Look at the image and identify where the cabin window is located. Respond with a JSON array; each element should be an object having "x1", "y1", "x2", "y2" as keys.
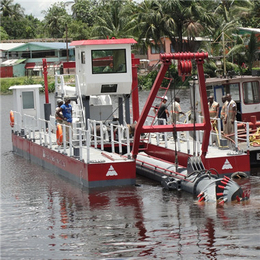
[
  {"x1": 81, "y1": 51, "x2": 85, "y2": 64},
  {"x1": 101, "y1": 84, "x2": 118, "y2": 93},
  {"x1": 227, "y1": 83, "x2": 240, "y2": 101},
  {"x1": 91, "y1": 49, "x2": 126, "y2": 74},
  {"x1": 22, "y1": 91, "x2": 34, "y2": 109},
  {"x1": 243, "y1": 81, "x2": 260, "y2": 104}
]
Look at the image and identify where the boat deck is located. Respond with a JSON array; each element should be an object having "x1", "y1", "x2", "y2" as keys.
[
  {"x1": 139, "y1": 131, "x2": 251, "y2": 175},
  {"x1": 147, "y1": 132, "x2": 245, "y2": 158},
  {"x1": 19, "y1": 130, "x2": 133, "y2": 164}
]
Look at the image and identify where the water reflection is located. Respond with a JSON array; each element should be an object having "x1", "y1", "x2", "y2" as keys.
[{"x1": 1, "y1": 93, "x2": 260, "y2": 259}]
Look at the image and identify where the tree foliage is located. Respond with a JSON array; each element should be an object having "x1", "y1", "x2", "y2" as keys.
[{"x1": 1, "y1": 0, "x2": 259, "y2": 77}]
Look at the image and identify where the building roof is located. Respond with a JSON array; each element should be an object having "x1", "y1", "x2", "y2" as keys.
[
  {"x1": 0, "y1": 43, "x2": 24, "y2": 51},
  {"x1": 1, "y1": 59, "x2": 26, "y2": 66},
  {"x1": 2, "y1": 42, "x2": 73, "y2": 52}
]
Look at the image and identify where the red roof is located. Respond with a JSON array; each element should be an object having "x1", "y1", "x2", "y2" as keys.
[
  {"x1": 70, "y1": 38, "x2": 137, "y2": 46},
  {"x1": 25, "y1": 62, "x2": 36, "y2": 69}
]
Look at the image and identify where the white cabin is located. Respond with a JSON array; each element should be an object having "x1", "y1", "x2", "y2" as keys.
[
  {"x1": 9, "y1": 85, "x2": 41, "y2": 130},
  {"x1": 70, "y1": 38, "x2": 137, "y2": 96}
]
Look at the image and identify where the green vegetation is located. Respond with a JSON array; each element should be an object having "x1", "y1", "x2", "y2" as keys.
[
  {"x1": 1, "y1": 0, "x2": 260, "y2": 90},
  {"x1": 138, "y1": 64, "x2": 190, "y2": 90},
  {"x1": 0, "y1": 76, "x2": 55, "y2": 94}
]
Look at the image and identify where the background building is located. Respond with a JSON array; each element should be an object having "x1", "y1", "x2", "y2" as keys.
[{"x1": 0, "y1": 42, "x2": 75, "y2": 78}]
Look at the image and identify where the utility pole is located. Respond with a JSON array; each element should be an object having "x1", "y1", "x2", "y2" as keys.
[
  {"x1": 65, "y1": 1, "x2": 74, "y2": 62},
  {"x1": 66, "y1": 24, "x2": 69, "y2": 62},
  {"x1": 222, "y1": 32, "x2": 226, "y2": 77}
]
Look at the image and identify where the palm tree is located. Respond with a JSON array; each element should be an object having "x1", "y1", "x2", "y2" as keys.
[
  {"x1": 71, "y1": 0, "x2": 97, "y2": 26},
  {"x1": 214, "y1": 0, "x2": 253, "y2": 23},
  {"x1": 0, "y1": 0, "x2": 24, "y2": 19},
  {"x1": 228, "y1": 32, "x2": 260, "y2": 73},
  {"x1": 162, "y1": 0, "x2": 214, "y2": 52},
  {"x1": 134, "y1": 0, "x2": 165, "y2": 46},
  {"x1": 0, "y1": 0, "x2": 13, "y2": 17},
  {"x1": 42, "y1": 2, "x2": 71, "y2": 38},
  {"x1": 91, "y1": 0, "x2": 136, "y2": 39},
  {"x1": 134, "y1": 0, "x2": 213, "y2": 52},
  {"x1": 11, "y1": 3, "x2": 24, "y2": 20}
]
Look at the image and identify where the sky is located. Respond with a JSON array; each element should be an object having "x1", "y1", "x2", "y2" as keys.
[
  {"x1": 15, "y1": 0, "x2": 142, "y2": 21},
  {"x1": 15, "y1": 0, "x2": 75, "y2": 21}
]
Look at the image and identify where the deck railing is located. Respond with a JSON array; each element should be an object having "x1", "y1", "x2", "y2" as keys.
[
  {"x1": 87, "y1": 119, "x2": 131, "y2": 156},
  {"x1": 11, "y1": 111, "x2": 131, "y2": 163},
  {"x1": 143, "y1": 114, "x2": 251, "y2": 155}
]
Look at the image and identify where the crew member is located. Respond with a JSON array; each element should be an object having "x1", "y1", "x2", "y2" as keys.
[
  {"x1": 224, "y1": 93, "x2": 237, "y2": 136},
  {"x1": 171, "y1": 97, "x2": 184, "y2": 124},
  {"x1": 208, "y1": 96, "x2": 219, "y2": 119},
  {"x1": 154, "y1": 96, "x2": 169, "y2": 141},
  {"x1": 171, "y1": 97, "x2": 185, "y2": 140},
  {"x1": 220, "y1": 95, "x2": 227, "y2": 134},
  {"x1": 56, "y1": 96, "x2": 73, "y2": 144},
  {"x1": 55, "y1": 99, "x2": 64, "y2": 125}
]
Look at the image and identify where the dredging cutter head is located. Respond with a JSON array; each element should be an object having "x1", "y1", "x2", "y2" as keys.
[{"x1": 161, "y1": 156, "x2": 250, "y2": 204}]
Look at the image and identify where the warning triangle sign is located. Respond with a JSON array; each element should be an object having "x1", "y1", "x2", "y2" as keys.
[
  {"x1": 222, "y1": 159, "x2": 233, "y2": 170},
  {"x1": 106, "y1": 165, "x2": 118, "y2": 176}
]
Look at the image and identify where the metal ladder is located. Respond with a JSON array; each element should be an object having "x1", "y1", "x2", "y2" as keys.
[{"x1": 139, "y1": 77, "x2": 173, "y2": 150}]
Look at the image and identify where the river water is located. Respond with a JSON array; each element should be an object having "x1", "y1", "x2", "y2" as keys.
[{"x1": 1, "y1": 91, "x2": 260, "y2": 259}]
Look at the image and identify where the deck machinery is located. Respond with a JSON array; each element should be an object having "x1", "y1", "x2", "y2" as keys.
[{"x1": 131, "y1": 52, "x2": 250, "y2": 203}]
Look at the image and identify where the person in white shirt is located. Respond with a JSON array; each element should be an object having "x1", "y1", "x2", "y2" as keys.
[
  {"x1": 224, "y1": 93, "x2": 237, "y2": 136},
  {"x1": 171, "y1": 97, "x2": 184, "y2": 124}
]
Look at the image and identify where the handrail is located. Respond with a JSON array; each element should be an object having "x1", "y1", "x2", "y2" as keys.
[
  {"x1": 11, "y1": 111, "x2": 132, "y2": 162},
  {"x1": 88, "y1": 119, "x2": 131, "y2": 156}
]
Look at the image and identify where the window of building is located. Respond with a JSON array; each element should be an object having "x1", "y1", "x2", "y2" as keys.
[
  {"x1": 170, "y1": 44, "x2": 175, "y2": 53},
  {"x1": 243, "y1": 81, "x2": 260, "y2": 104},
  {"x1": 151, "y1": 44, "x2": 165, "y2": 54},
  {"x1": 61, "y1": 50, "x2": 67, "y2": 57},
  {"x1": 32, "y1": 50, "x2": 55, "y2": 58},
  {"x1": 91, "y1": 49, "x2": 126, "y2": 74}
]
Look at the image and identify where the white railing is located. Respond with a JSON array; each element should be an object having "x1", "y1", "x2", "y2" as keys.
[
  {"x1": 234, "y1": 120, "x2": 250, "y2": 150},
  {"x1": 87, "y1": 119, "x2": 131, "y2": 156},
  {"x1": 55, "y1": 73, "x2": 76, "y2": 96},
  {"x1": 197, "y1": 116, "x2": 251, "y2": 151},
  {"x1": 11, "y1": 111, "x2": 132, "y2": 163},
  {"x1": 145, "y1": 113, "x2": 251, "y2": 155}
]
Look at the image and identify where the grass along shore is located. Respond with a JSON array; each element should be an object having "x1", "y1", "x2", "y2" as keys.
[{"x1": 0, "y1": 76, "x2": 56, "y2": 94}]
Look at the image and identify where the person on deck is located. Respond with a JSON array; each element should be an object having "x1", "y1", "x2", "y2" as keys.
[
  {"x1": 171, "y1": 97, "x2": 185, "y2": 124},
  {"x1": 208, "y1": 96, "x2": 219, "y2": 119},
  {"x1": 171, "y1": 97, "x2": 185, "y2": 140},
  {"x1": 55, "y1": 99, "x2": 64, "y2": 125},
  {"x1": 220, "y1": 95, "x2": 227, "y2": 134},
  {"x1": 224, "y1": 93, "x2": 237, "y2": 136},
  {"x1": 56, "y1": 96, "x2": 73, "y2": 144},
  {"x1": 154, "y1": 96, "x2": 169, "y2": 141}
]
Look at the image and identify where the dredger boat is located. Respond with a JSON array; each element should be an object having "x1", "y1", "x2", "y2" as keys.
[{"x1": 9, "y1": 38, "x2": 251, "y2": 203}]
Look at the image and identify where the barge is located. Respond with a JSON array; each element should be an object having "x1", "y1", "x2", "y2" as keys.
[{"x1": 9, "y1": 38, "x2": 251, "y2": 203}]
